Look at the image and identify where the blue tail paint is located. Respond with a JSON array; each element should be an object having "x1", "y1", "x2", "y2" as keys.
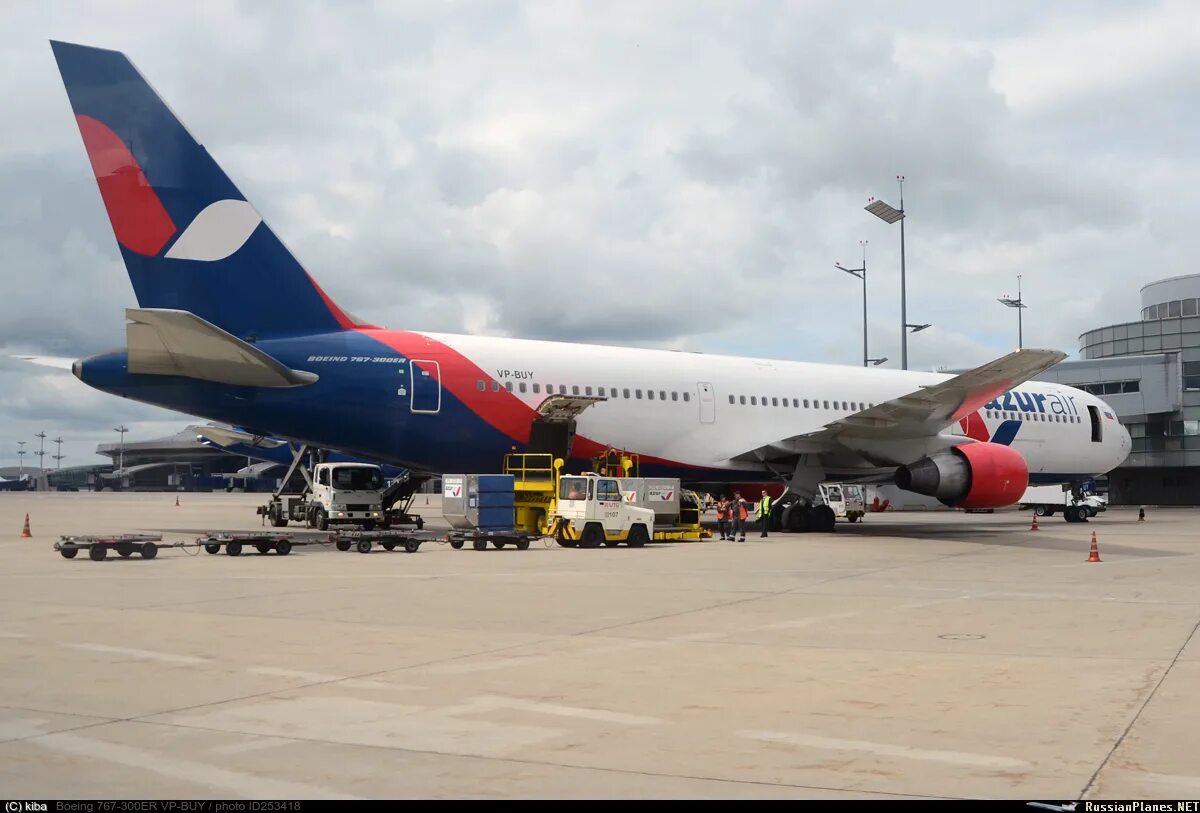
[{"x1": 50, "y1": 40, "x2": 362, "y2": 339}]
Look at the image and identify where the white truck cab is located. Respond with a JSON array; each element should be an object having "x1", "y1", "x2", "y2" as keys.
[
  {"x1": 554, "y1": 473, "x2": 655, "y2": 547},
  {"x1": 818, "y1": 483, "x2": 866, "y2": 523},
  {"x1": 306, "y1": 463, "x2": 385, "y2": 530}
]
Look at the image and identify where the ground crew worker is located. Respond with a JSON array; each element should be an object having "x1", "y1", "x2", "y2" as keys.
[
  {"x1": 732, "y1": 491, "x2": 748, "y2": 542},
  {"x1": 758, "y1": 489, "x2": 772, "y2": 537},
  {"x1": 716, "y1": 496, "x2": 730, "y2": 540}
]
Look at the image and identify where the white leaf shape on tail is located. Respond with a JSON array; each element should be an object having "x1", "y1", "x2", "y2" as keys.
[{"x1": 164, "y1": 199, "x2": 263, "y2": 261}]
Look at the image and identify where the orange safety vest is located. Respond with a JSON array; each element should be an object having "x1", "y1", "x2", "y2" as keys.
[
  {"x1": 737, "y1": 501, "x2": 748, "y2": 521},
  {"x1": 716, "y1": 502, "x2": 728, "y2": 520}
]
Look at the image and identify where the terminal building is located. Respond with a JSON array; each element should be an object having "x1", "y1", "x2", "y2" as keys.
[{"x1": 1033, "y1": 274, "x2": 1200, "y2": 505}]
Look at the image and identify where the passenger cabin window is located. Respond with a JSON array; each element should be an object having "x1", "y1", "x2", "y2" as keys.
[
  {"x1": 492, "y1": 381, "x2": 500, "y2": 392},
  {"x1": 585, "y1": 386, "x2": 593, "y2": 396},
  {"x1": 648, "y1": 390, "x2": 655, "y2": 400},
  {"x1": 660, "y1": 390, "x2": 666, "y2": 400},
  {"x1": 729, "y1": 395, "x2": 735, "y2": 404},
  {"x1": 519, "y1": 382, "x2": 527, "y2": 393},
  {"x1": 772, "y1": 397, "x2": 779, "y2": 407},
  {"x1": 505, "y1": 382, "x2": 513, "y2": 392},
  {"x1": 623, "y1": 388, "x2": 631, "y2": 398},
  {"x1": 740, "y1": 395, "x2": 747, "y2": 405},
  {"x1": 636, "y1": 389, "x2": 643, "y2": 399},
  {"x1": 476, "y1": 380, "x2": 485, "y2": 391},
  {"x1": 597, "y1": 387, "x2": 605, "y2": 397},
  {"x1": 672, "y1": 392, "x2": 679, "y2": 401},
  {"x1": 572, "y1": 385, "x2": 580, "y2": 395},
  {"x1": 533, "y1": 383, "x2": 540, "y2": 394},
  {"x1": 683, "y1": 392, "x2": 690, "y2": 402},
  {"x1": 823, "y1": 400, "x2": 830, "y2": 409},
  {"x1": 559, "y1": 385, "x2": 567, "y2": 394},
  {"x1": 751, "y1": 396, "x2": 758, "y2": 405},
  {"x1": 804, "y1": 399, "x2": 810, "y2": 408}
]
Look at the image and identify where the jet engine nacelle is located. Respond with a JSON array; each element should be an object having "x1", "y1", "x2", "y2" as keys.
[{"x1": 894, "y1": 443, "x2": 1028, "y2": 509}]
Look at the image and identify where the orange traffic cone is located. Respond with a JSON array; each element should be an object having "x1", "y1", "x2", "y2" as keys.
[
  {"x1": 1086, "y1": 531, "x2": 1102, "y2": 563},
  {"x1": 20, "y1": 513, "x2": 31, "y2": 538},
  {"x1": 175, "y1": 494, "x2": 180, "y2": 507},
  {"x1": 1030, "y1": 514, "x2": 1039, "y2": 532}
]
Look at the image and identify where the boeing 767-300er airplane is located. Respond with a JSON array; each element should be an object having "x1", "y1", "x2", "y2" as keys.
[{"x1": 42, "y1": 41, "x2": 1129, "y2": 531}]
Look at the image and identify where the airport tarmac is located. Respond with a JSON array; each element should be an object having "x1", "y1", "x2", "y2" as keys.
[{"x1": 0, "y1": 492, "x2": 1197, "y2": 799}]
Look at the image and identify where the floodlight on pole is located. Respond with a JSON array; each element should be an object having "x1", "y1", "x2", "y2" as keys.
[
  {"x1": 868, "y1": 357, "x2": 889, "y2": 366},
  {"x1": 865, "y1": 175, "x2": 909, "y2": 369},
  {"x1": 114, "y1": 425, "x2": 129, "y2": 479},
  {"x1": 52, "y1": 437, "x2": 63, "y2": 471},
  {"x1": 835, "y1": 240, "x2": 869, "y2": 367},
  {"x1": 997, "y1": 274, "x2": 1027, "y2": 349},
  {"x1": 17, "y1": 441, "x2": 25, "y2": 478},
  {"x1": 34, "y1": 431, "x2": 46, "y2": 476},
  {"x1": 906, "y1": 323, "x2": 931, "y2": 333}
]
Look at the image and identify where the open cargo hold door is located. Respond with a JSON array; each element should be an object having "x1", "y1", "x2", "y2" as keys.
[{"x1": 529, "y1": 395, "x2": 606, "y2": 462}]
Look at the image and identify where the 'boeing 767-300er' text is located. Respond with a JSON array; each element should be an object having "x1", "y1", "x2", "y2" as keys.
[{"x1": 39, "y1": 41, "x2": 1129, "y2": 530}]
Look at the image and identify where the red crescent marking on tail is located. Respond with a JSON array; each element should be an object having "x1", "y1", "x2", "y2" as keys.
[
  {"x1": 75, "y1": 115, "x2": 176, "y2": 256},
  {"x1": 960, "y1": 412, "x2": 990, "y2": 442}
]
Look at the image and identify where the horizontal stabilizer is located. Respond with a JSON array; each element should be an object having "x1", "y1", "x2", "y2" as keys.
[{"x1": 127, "y1": 308, "x2": 318, "y2": 388}]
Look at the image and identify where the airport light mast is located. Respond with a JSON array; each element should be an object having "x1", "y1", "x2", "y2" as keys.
[
  {"x1": 52, "y1": 437, "x2": 64, "y2": 471},
  {"x1": 865, "y1": 176, "x2": 909, "y2": 369},
  {"x1": 998, "y1": 274, "x2": 1027, "y2": 349},
  {"x1": 835, "y1": 240, "x2": 870, "y2": 367},
  {"x1": 17, "y1": 441, "x2": 25, "y2": 478},
  {"x1": 34, "y1": 432, "x2": 46, "y2": 476},
  {"x1": 113, "y1": 425, "x2": 128, "y2": 478}
]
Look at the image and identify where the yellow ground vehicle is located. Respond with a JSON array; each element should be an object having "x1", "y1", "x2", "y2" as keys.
[{"x1": 504, "y1": 453, "x2": 710, "y2": 545}]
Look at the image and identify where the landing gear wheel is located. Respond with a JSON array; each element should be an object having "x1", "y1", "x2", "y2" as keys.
[
  {"x1": 275, "y1": 540, "x2": 292, "y2": 556},
  {"x1": 255, "y1": 543, "x2": 272, "y2": 555},
  {"x1": 89, "y1": 545, "x2": 107, "y2": 561},
  {"x1": 473, "y1": 538, "x2": 487, "y2": 551},
  {"x1": 140, "y1": 542, "x2": 158, "y2": 559},
  {"x1": 516, "y1": 538, "x2": 530, "y2": 551},
  {"x1": 783, "y1": 505, "x2": 810, "y2": 532},
  {"x1": 204, "y1": 543, "x2": 221, "y2": 555},
  {"x1": 811, "y1": 505, "x2": 836, "y2": 533},
  {"x1": 493, "y1": 540, "x2": 506, "y2": 549},
  {"x1": 117, "y1": 543, "x2": 134, "y2": 558},
  {"x1": 1034, "y1": 505, "x2": 1048, "y2": 516},
  {"x1": 356, "y1": 539, "x2": 372, "y2": 554},
  {"x1": 404, "y1": 538, "x2": 420, "y2": 553},
  {"x1": 580, "y1": 524, "x2": 603, "y2": 549},
  {"x1": 382, "y1": 541, "x2": 396, "y2": 551},
  {"x1": 627, "y1": 525, "x2": 649, "y2": 548},
  {"x1": 335, "y1": 540, "x2": 352, "y2": 551},
  {"x1": 60, "y1": 546, "x2": 78, "y2": 559},
  {"x1": 226, "y1": 542, "x2": 242, "y2": 556},
  {"x1": 315, "y1": 509, "x2": 329, "y2": 531},
  {"x1": 450, "y1": 539, "x2": 464, "y2": 549}
]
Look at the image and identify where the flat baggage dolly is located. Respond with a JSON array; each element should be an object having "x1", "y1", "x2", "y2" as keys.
[
  {"x1": 332, "y1": 529, "x2": 425, "y2": 554},
  {"x1": 198, "y1": 532, "x2": 303, "y2": 557},
  {"x1": 447, "y1": 530, "x2": 536, "y2": 551},
  {"x1": 56, "y1": 534, "x2": 164, "y2": 561}
]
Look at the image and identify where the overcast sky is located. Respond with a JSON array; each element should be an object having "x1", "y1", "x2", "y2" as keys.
[{"x1": 2, "y1": 0, "x2": 1198, "y2": 468}]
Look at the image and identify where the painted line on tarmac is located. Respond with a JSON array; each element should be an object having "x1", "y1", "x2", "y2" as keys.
[
  {"x1": 739, "y1": 729, "x2": 1029, "y2": 769},
  {"x1": 63, "y1": 643, "x2": 210, "y2": 665},
  {"x1": 246, "y1": 666, "x2": 424, "y2": 691},
  {"x1": 28, "y1": 730, "x2": 360, "y2": 799},
  {"x1": 438, "y1": 695, "x2": 662, "y2": 726},
  {"x1": 0, "y1": 631, "x2": 28, "y2": 638},
  {"x1": 208, "y1": 736, "x2": 291, "y2": 755}
]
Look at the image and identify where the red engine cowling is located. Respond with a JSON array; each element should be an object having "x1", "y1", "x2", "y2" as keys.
[{"x1": 894, "y1": 443, "x2": 1028, "y2": 509}]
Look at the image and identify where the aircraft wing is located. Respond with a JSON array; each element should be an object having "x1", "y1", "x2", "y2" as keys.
[{"x1": 731, "y1": 348, "x2": 1067, "y2": 464}]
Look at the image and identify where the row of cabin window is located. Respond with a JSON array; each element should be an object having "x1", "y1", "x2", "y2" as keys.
[
  {"x1": 986, "y1": 410, "x2": 1080, "y2": 424},
  {"x1": 476, "y1": 379, "x2": 692, "y2": 402},
  {"x1": 727, "y1": 395, "x2": 874, "y2": 411}
]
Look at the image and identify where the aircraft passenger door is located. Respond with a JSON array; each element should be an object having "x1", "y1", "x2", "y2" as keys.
[
  {"x1": 698, "y1": 382, "x2": 715, "y2": 424},
  {"x1": 410, "y1": 360, "x2": 441, "y2": 414}
]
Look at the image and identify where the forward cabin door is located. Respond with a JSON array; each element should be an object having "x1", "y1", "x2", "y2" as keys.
[
  {"x1": 698, "y1": 382, "x2": 715, "y2": 424},
  {"x1": 410, "y1": 360, "x2": 441, "y2": 414}
]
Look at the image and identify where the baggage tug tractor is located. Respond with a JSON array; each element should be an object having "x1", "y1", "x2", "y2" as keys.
[
  {"x1": 554, "y1": 474, "x2": 655, "y2": 547},
  {"x1": 259, "y1": 462, "x2": 385, "y2": 530}
]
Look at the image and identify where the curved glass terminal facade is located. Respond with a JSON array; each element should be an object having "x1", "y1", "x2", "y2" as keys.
[{"x1": 1067, "y1": 274, "x2": 1200, "y2": 504}]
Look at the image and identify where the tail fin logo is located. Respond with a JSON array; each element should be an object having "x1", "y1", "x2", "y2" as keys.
[
  {"x1": 76, "y1": 114, "x2": 261, "y2": 261},
  {"x1": 164, "y1": 199, "x2": 263, "y2": 262}
]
